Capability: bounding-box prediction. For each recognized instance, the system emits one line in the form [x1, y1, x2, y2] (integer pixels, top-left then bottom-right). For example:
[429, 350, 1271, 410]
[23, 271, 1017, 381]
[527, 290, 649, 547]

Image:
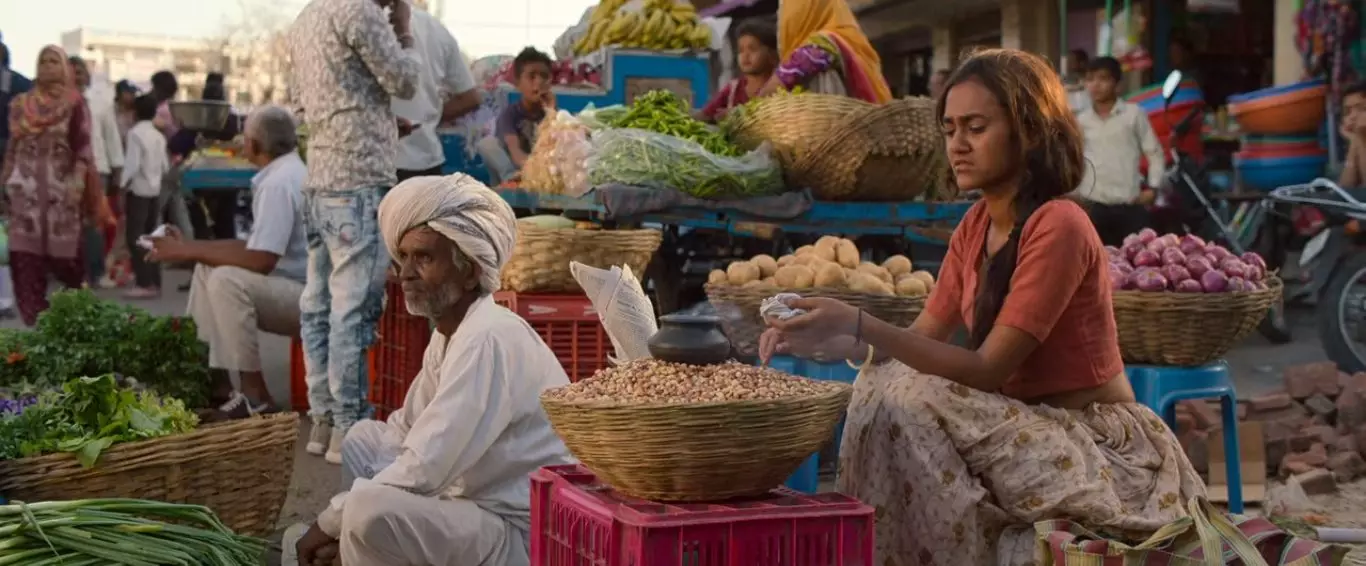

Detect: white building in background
[60, 27, 289, 108]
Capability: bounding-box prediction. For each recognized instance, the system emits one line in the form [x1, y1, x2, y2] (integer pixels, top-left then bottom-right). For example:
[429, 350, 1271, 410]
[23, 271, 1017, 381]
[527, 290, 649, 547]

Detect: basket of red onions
[1107, 228, 1282, 366]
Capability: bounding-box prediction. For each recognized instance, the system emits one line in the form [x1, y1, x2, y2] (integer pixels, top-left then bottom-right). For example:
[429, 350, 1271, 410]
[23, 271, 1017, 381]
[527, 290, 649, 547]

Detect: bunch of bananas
[574, 0, 713, 55]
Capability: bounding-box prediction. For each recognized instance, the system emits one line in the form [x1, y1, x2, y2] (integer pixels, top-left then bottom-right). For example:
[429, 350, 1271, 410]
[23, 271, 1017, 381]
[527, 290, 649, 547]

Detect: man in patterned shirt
[286, 0, 420, 463]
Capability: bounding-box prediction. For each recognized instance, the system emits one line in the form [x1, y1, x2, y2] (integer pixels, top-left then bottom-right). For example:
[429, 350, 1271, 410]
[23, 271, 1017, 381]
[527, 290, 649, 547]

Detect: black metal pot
[647, 314, 731, 365]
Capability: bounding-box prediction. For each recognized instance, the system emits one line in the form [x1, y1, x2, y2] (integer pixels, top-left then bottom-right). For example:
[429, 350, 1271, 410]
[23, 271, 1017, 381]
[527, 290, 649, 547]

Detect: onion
[1179, 234, 1206, 254]
[1122, 242, 1146, 261]
[1145, 237, 1172, 253]
[1175, 279, 1204, 293]
[1110, 258, 1134, 274]
[1123, 233, 1142, 248]
[1241, 252, 1268, 281]
[1162, 264, 1192, 284]
[1133, 267, 1169, 292]
[1159, 234, 1181, 248]
[1108, 264, 1130, 290]
[1200, 269, 1229, 293]
[1104, 245, 1122, 258]
[1161, 247, 1187, 266]
[1132, 250, 1162, 268]
[1186, 256, 1213, 278]
[1137, 228, 1158, 244]
[1227, 276, 1250, 292]
[1219, 258, 1250, 280]
[1205, 245, 1233, 263]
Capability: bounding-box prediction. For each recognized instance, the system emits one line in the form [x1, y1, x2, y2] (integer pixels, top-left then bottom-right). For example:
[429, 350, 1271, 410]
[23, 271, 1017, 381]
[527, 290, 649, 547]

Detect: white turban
[378, 173, 517, 293]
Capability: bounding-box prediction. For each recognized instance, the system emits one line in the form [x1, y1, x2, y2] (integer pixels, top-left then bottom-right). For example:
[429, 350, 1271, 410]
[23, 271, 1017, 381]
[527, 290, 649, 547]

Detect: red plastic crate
[369, 278, 430, 420]
[493, 292, 609, 383]
[530, 464, 874, 566]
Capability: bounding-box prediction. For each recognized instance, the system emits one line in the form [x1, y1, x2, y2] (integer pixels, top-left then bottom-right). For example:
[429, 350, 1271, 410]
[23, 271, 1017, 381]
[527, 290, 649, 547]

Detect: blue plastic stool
[1126, 360, 1243, 513]
[766, 356, 860, 493]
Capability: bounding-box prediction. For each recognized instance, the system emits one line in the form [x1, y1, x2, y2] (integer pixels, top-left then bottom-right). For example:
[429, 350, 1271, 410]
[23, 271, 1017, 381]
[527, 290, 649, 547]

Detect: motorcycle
[1157, 70, 1293, 343]
[1267, 178, 1366, 371]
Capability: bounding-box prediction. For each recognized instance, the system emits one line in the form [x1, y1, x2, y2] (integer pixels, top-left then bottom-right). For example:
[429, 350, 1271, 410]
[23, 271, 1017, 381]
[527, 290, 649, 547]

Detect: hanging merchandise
[1108, 4, 1152, 72]
[1297, 0, 1361, 93]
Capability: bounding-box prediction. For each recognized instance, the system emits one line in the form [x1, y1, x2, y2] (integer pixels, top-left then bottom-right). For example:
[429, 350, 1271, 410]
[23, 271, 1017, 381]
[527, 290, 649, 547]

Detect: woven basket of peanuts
[704, 235, 935, 357]
[540, 359, 852, 501]
[500, 216, 663, 293]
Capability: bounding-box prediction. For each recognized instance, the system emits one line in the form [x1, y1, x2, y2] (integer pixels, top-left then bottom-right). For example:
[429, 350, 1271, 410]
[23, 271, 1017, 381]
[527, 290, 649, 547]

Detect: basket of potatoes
[501, 216, 663, 293]
[705, 236, 936, 357]
[540, 359, 852, 501]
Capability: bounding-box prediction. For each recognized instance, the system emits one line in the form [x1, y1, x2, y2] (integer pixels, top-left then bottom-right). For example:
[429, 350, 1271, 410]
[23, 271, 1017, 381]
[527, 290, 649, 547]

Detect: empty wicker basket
[0, 413, 298, 537]
[540, 384, 852, 501]
[799, 96, 947, 201]
[1112, 277, 1282, 366]
[723, 94, 875, 179]
[502, 226, 662, 293]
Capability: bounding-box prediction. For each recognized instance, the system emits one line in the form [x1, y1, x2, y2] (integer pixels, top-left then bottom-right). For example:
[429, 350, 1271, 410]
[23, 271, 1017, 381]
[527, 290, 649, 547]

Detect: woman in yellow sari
[760, 0, 893, 103]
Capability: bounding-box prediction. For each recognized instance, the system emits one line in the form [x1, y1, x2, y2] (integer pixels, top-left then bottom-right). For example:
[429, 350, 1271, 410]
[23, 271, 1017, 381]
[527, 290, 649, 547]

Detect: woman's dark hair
[1344, 81, 1366, 101]
[735, 18, 778, 52]
[133, 94, 159, 122]
[202, 82, 226, 101]
[150, 71, 178, 100]
[935, 49, 1086, 348]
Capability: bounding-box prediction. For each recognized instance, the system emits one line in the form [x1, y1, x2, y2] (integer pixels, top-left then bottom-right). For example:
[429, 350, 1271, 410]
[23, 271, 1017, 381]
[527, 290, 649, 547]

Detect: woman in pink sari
[759, 0, 893, 103]
[0, 45, 114, 325]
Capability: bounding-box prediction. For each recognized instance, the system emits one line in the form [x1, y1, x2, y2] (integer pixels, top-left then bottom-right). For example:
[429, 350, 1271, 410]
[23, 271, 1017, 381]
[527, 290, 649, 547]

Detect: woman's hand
[758, 297, 862, 364]
[756, 75, 783, 98]
[759, 328, 865, 365]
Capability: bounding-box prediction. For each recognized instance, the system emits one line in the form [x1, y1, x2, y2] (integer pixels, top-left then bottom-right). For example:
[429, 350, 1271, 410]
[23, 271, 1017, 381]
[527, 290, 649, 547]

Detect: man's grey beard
[404, 281, 465, 320]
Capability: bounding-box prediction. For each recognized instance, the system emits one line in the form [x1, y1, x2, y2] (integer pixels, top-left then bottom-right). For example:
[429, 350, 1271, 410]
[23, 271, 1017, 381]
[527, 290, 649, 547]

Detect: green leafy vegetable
[587, 128, 784, 198]
[609, 90, 742, 156]
[0, 374, 198, 467]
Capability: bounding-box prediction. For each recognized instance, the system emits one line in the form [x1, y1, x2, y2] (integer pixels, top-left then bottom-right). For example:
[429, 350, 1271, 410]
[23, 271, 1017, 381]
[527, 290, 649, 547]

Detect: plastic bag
[0, 221, 8, 266]
[587, 128, 784, 198]
[570, 262, 658, 364]
[522, 111, 593, 197]
[577, 104, 628, 131]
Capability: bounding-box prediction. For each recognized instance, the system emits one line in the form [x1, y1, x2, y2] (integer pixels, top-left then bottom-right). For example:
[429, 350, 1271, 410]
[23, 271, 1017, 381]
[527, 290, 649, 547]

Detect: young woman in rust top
[759, 49, 1204, 566]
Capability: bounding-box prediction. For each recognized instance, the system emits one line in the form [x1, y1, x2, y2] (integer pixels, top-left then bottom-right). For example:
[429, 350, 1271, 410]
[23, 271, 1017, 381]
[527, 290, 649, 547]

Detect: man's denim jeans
[300, 187, 388, 432]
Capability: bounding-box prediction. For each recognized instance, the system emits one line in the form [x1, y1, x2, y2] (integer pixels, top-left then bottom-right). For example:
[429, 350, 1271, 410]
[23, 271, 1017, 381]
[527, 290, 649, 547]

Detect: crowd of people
[0, 0, 1341, 564]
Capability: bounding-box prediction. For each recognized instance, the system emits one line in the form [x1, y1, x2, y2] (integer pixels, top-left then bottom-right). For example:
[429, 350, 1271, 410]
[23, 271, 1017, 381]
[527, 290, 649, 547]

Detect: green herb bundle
[0, 499, 266, 565]
[0, 290, 210, 406]
[587, 128, 784, 198]
[0, 374, 198, 467]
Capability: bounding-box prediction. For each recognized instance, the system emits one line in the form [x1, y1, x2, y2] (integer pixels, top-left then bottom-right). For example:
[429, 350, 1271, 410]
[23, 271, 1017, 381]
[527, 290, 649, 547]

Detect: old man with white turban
[293, 173, 574, 566]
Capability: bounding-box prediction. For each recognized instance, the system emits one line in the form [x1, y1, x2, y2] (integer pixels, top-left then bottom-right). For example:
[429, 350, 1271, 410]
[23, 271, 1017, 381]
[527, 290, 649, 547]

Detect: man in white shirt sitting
[1075, 56, 1166, 246]
[393, 3, 482, 181]
[147, 106, 309, 417]
[293, 173, 574, 566]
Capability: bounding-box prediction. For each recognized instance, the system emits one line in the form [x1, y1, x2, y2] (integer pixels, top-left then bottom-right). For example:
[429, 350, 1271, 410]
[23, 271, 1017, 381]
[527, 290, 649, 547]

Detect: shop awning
[699, 0, 765, 18]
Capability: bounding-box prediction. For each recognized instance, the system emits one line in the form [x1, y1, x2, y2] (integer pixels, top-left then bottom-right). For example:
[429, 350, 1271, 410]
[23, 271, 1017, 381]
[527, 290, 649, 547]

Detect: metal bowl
[169, 101, 232, 131]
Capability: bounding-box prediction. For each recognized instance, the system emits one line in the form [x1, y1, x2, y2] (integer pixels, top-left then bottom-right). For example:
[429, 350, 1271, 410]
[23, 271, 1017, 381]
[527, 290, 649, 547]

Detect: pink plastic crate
[530, 464, 874, 566]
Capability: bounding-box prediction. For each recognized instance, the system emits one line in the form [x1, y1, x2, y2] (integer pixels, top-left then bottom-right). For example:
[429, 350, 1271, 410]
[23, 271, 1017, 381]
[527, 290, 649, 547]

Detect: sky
[0, 0, 597, 77]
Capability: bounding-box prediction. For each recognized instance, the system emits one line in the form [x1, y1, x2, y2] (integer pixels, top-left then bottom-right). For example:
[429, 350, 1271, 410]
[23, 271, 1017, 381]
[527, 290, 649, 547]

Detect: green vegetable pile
[607, 90, 741, 156]
[0, 290, 210, 407]
[0, 374, 198, 468]
[590, 90, 785, 198]
[0, 499, 266, 564]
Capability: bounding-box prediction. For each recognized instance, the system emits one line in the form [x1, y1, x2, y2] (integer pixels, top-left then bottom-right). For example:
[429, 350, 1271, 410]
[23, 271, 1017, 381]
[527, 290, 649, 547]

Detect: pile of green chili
[0, 499, 267, 565]
[591, 90, 784, 198]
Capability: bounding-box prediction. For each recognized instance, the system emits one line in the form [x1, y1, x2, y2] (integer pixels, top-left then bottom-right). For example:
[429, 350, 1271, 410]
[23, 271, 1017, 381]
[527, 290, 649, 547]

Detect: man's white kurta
[316, 294, 574, 562]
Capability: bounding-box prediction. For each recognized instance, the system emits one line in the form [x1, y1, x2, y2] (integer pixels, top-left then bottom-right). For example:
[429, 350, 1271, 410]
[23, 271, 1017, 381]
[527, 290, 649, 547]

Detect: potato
[857, 262, 893, 283]
[812, 240, 838, 263]
[813, 262, 847, 288]
[708, 269, 728, 285]
[795, 245, 816, 256]
[774, 265, 815, 289]
[909, 270, 936, 286]
[751, 254, 779, 277]
[895, 277, 929, 297]
[834, 239, 860, 268]
[776, 254, 796, 267]
[883, 255, 913, 277]
[816, 235, 843, 249]
[849, 272, 894, 296]
[761, 276, 776, 286]
[726, 261, 761, 285]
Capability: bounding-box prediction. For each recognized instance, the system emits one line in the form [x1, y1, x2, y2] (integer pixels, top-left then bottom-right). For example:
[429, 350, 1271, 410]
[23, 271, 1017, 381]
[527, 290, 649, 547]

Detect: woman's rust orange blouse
[923, 199, 1124, 400]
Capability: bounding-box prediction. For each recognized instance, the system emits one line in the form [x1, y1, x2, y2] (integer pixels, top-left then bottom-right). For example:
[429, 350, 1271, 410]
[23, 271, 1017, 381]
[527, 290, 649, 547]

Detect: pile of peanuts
[544, 359, 844, 404]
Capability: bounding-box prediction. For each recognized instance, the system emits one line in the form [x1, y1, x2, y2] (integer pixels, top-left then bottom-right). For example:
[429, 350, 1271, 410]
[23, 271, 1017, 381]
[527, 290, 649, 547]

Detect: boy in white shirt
[1076, 56, 1166, 246]
[120, 94, 169, 298]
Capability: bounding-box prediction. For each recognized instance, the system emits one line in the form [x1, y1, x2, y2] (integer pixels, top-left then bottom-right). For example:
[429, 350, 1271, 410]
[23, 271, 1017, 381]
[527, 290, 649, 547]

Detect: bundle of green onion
[0, 499, 267, 565]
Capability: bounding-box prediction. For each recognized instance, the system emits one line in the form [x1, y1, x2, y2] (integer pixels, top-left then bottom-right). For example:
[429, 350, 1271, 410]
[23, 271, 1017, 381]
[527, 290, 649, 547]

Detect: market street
[0, 268, 1331, 538]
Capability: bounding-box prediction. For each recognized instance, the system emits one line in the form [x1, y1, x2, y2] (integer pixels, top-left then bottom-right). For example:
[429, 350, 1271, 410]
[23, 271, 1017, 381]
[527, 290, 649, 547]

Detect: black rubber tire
[1318, 251, 1366, 373]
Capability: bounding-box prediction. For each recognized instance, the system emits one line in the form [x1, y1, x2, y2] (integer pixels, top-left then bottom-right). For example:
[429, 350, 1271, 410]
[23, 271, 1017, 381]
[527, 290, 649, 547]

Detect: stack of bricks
[1174, 361, 1366, 494]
